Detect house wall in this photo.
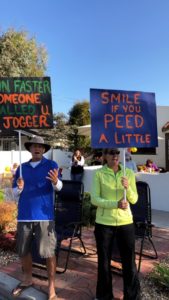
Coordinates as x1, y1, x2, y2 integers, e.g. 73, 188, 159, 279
129, 106, 168, 168
52, 149, 72, 168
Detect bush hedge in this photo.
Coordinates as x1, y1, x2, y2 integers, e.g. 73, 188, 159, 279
82, 192, 96, 226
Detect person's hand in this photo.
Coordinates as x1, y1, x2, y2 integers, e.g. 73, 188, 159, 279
46, 168, 58, 185
118, 198, 128, 210
121, 176, 129, 189
17, 177, 24, 190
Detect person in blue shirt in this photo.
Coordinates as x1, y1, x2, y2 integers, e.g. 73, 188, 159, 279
125, 152, 138, 173
12, 136, 62, 300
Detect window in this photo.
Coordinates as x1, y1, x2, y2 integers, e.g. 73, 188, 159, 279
132, 148, 156, 155
3, 140, 11, 151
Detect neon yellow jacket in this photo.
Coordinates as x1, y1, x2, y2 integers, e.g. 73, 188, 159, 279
91, 164, 138, 226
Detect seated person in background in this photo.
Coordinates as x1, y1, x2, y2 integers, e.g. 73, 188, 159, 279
125, 152, 138, 172
146, 159, 159, 172
11, 163, 19, 177
91, 152, 103, 166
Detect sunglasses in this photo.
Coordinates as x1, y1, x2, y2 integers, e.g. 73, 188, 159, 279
107, 150, 120, 155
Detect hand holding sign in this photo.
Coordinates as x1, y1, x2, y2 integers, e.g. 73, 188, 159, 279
118, 198, 128, 210
121, 176, 129, 189
17, 177, 24, 190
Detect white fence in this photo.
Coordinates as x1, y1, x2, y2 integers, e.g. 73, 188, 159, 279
0, 151, 169, 212
0, 149, 72, 174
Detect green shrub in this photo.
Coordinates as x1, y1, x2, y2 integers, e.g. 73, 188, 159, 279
150, 259, 169, 289
82, 192, 96, 226
0, 202, 17, 232
0, 189, 4, 202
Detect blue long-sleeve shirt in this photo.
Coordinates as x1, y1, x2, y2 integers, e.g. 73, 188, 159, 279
13, 157, 61, 221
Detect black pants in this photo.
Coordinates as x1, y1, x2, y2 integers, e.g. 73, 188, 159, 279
94, 223, 140, 300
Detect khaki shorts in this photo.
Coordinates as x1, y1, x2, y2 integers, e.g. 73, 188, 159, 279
16, 221, 57, 258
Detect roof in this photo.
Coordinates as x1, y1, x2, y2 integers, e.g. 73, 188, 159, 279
77, 125, 91, 136
162, 122, 169, 132
0, 129, 40, 138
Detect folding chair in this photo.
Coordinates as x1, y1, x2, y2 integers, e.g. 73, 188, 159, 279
130, 180, 158, 272
32, 180, 86, 277
55, 179, 86, 273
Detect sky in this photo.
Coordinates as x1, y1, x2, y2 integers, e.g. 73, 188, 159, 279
1, 0, 169, 115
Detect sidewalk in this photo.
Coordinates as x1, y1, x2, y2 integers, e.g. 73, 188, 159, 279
0, 224, 169, 300
152, 209, 169, 228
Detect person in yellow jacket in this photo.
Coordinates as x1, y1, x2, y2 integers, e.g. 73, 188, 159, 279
91, 148, 140, 300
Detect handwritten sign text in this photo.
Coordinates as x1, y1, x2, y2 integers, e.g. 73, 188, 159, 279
0, 77, 53, 130
90, 89, 158, 148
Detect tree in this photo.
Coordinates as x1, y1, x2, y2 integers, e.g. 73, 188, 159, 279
39, 113, 72, 149
68, 101, 91, 153
0, 28, 47, 76
68, 101, 90, 126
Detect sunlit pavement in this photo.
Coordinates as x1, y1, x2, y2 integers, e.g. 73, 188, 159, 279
0, 218, 169, 299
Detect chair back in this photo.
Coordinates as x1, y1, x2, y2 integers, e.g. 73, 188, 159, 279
55, 180, 84, 239
130, 180, 152, 237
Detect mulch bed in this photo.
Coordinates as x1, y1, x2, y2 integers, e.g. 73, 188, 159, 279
0, 231, 16, 251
